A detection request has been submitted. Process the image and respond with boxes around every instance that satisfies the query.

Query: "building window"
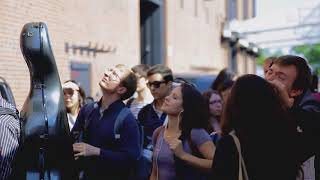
[227,0,237,21]
[243,0,248,19]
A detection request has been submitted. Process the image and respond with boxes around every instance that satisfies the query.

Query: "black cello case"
[13,22,77,180]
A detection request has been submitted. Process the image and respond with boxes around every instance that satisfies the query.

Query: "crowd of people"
[0,55,320,180]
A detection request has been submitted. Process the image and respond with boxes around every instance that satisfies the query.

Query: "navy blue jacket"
[72,100,140,179]
[137,103,166,148]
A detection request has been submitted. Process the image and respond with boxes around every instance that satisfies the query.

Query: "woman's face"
[161,86,183,115]
[63,85,81,111]
[209,93,223,117]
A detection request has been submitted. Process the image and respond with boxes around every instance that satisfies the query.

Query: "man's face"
[135,73,148,92]
[99,67,127,94]
[265,64,298,97]
[263,60,272,76]
[147,73,171,100]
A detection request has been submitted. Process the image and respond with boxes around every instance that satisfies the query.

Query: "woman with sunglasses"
[150,83,215,180]
[62,80,86,131]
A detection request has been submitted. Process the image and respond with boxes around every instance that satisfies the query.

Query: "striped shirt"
[0,98,20,179]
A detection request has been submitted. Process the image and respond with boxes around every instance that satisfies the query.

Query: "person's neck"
[69,106,80,116]
[136,88,152,102]
[167,115,180,132]
[209,116,218,123]
[210,116,221,131]
[101,92,120,110]
[154,98,165,111]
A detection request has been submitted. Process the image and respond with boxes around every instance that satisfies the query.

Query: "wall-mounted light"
[65,42,116,57]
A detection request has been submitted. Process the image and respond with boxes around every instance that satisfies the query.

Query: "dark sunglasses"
[147,80,166,88]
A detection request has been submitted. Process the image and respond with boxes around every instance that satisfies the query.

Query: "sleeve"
[98,113,140,168]
[290,107,320,162]
[0,116,20,179]
[210,135,238,180]
[137,104,148,125]
[190,128,211,147]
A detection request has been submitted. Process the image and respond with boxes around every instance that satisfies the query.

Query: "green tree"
[292,44,320,75]
[257,49,283,66]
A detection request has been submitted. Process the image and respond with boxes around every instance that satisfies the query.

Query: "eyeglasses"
[209,100,223,105]
[104,68,122,82]
[147,80,166,89]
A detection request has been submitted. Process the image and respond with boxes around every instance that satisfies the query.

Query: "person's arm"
[74,114,140,168]
[0,116,19,179]
[149,160,158,180]
[167,129,215,172]
[99,114,140,160]
[291,107,320,163]
[290,107,320,134]
[177,141,214,171]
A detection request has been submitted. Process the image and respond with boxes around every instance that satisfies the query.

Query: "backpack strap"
[114,107,131,140]
[125,98,135,108]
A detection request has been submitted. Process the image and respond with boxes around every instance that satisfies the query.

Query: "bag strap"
[229,131,249,180]
[125,98,134,108]
[113,107,131,140]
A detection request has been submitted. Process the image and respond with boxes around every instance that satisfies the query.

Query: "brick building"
[0,0,257,109]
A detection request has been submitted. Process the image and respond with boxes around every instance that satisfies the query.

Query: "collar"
[95,98,124,113]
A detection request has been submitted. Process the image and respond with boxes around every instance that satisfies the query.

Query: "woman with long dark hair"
[150,83,215,180]
[62,80,86,131]
[203,90,223,134]
[210,74,299,180]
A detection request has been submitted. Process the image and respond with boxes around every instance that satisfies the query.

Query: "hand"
[165,137,186,159]
[268,79,294,108]
[73,142,100,159]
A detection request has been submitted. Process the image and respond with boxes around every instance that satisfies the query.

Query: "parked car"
[0,77,16,106]
[174,73,216,93]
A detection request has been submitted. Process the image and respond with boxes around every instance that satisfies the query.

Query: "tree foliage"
[292,44,320,74]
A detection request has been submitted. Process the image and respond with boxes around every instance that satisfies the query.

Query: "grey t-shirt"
[153,128,211,180]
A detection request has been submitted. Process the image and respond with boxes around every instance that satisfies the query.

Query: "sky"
[246,0,320,50]
[257,0,320,18]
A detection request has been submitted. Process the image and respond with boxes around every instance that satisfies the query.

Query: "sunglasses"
[147,80,166,89]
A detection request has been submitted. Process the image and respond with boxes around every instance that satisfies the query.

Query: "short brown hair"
[132,64,150,78]
[147,64,173,82]
[116,64,137,100]
[272,55,311,92]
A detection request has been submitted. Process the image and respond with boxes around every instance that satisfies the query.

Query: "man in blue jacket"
[72,64,140,179]
[266,55,320,179]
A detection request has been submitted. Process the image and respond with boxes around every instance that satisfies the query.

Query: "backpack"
[77,102,145,180]
[76,102,141,142]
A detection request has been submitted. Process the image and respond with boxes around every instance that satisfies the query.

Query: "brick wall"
[0,0,140,109]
